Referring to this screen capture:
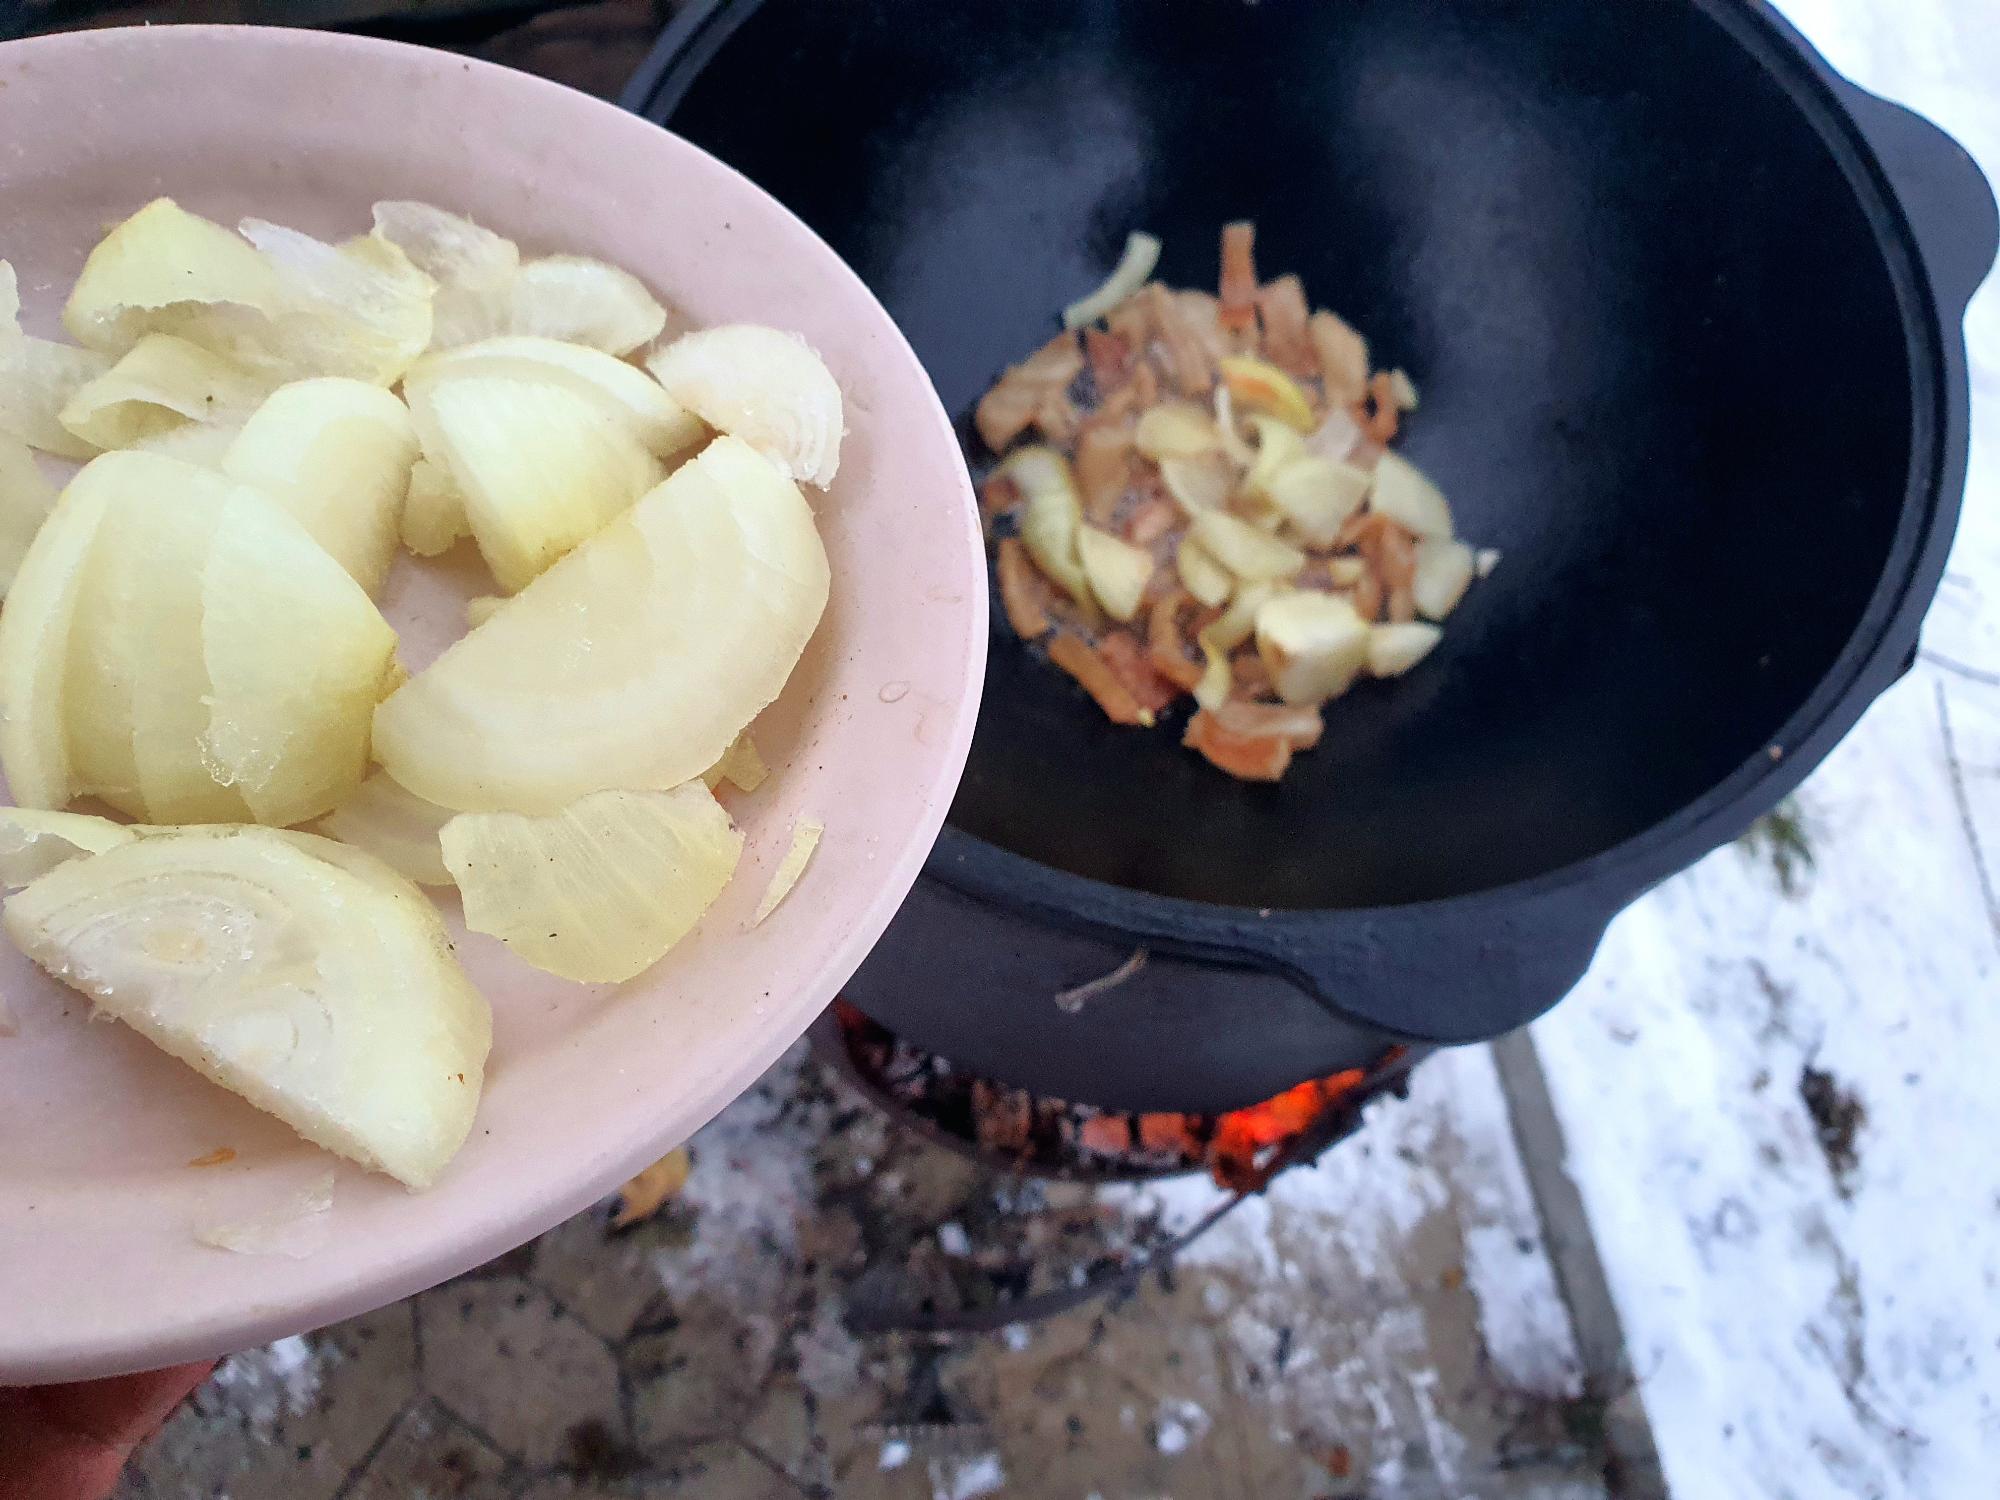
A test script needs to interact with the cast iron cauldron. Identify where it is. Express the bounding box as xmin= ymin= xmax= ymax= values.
xmin=627 ymin=0 xmax=1996 ymax=1112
